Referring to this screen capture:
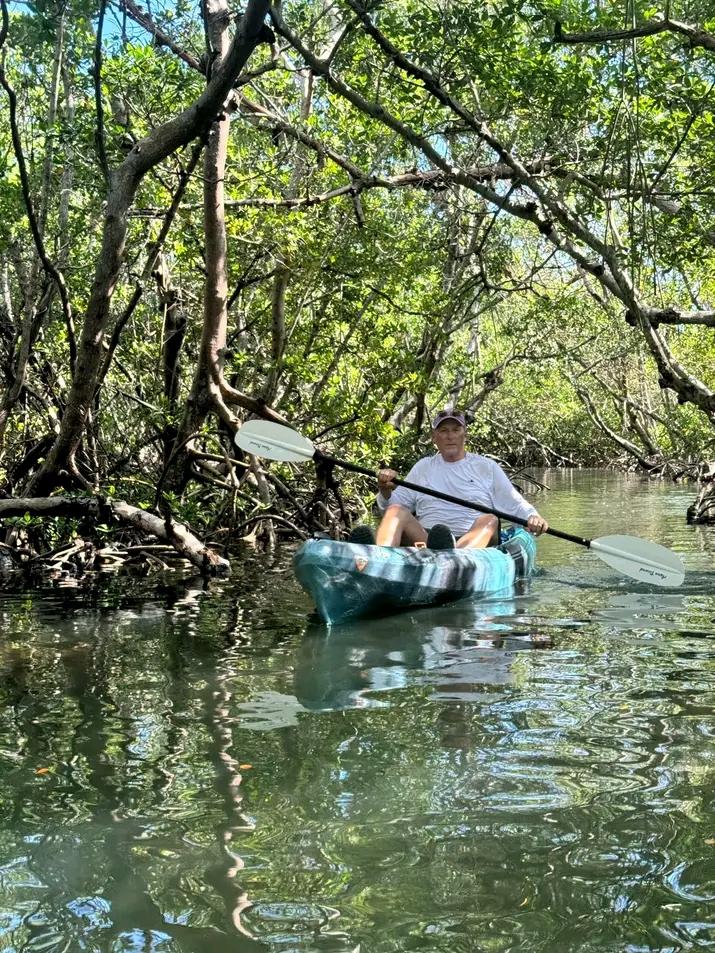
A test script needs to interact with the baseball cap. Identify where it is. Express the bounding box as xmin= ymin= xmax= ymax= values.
xmin=432 ymin=409 xmax=466 ymax=429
